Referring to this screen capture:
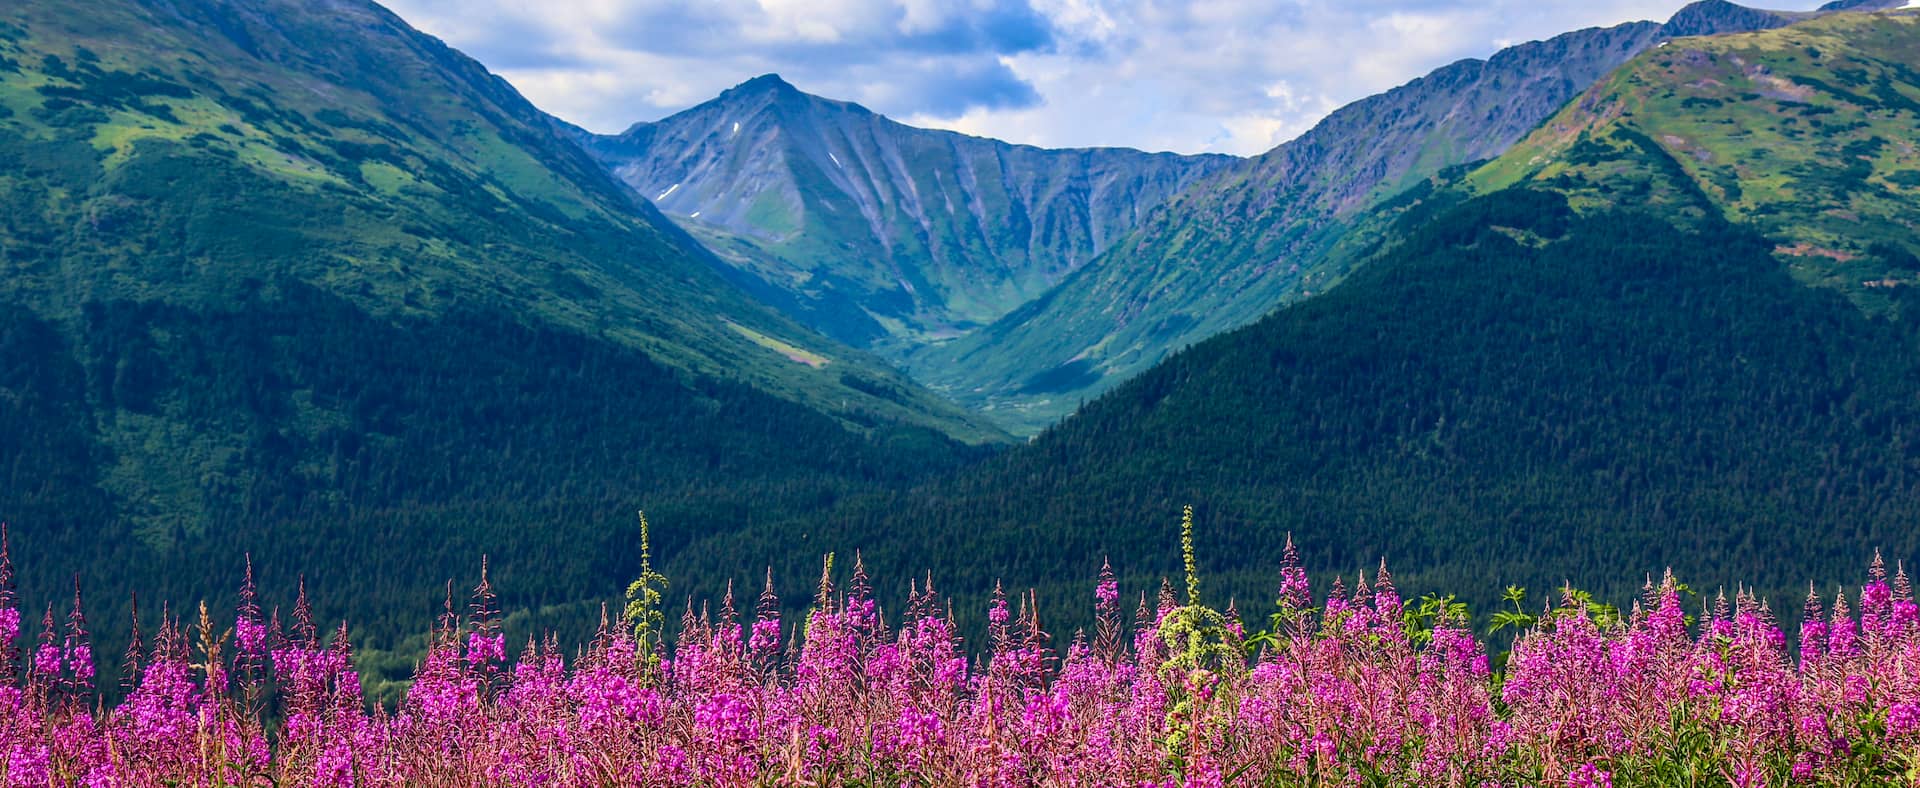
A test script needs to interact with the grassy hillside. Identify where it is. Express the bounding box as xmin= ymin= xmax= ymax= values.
xmin=0 ymin=0 xmax=1001 ymax=443
xmin=1474 ymin=9 xmax=1920 ymax=311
